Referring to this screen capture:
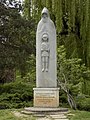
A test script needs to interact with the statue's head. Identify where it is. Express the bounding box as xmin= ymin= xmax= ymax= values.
xmin=41 ymin=7 xmax=49 ymax=22
xmin=42 ymin=33 xmax=49 ymax=42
